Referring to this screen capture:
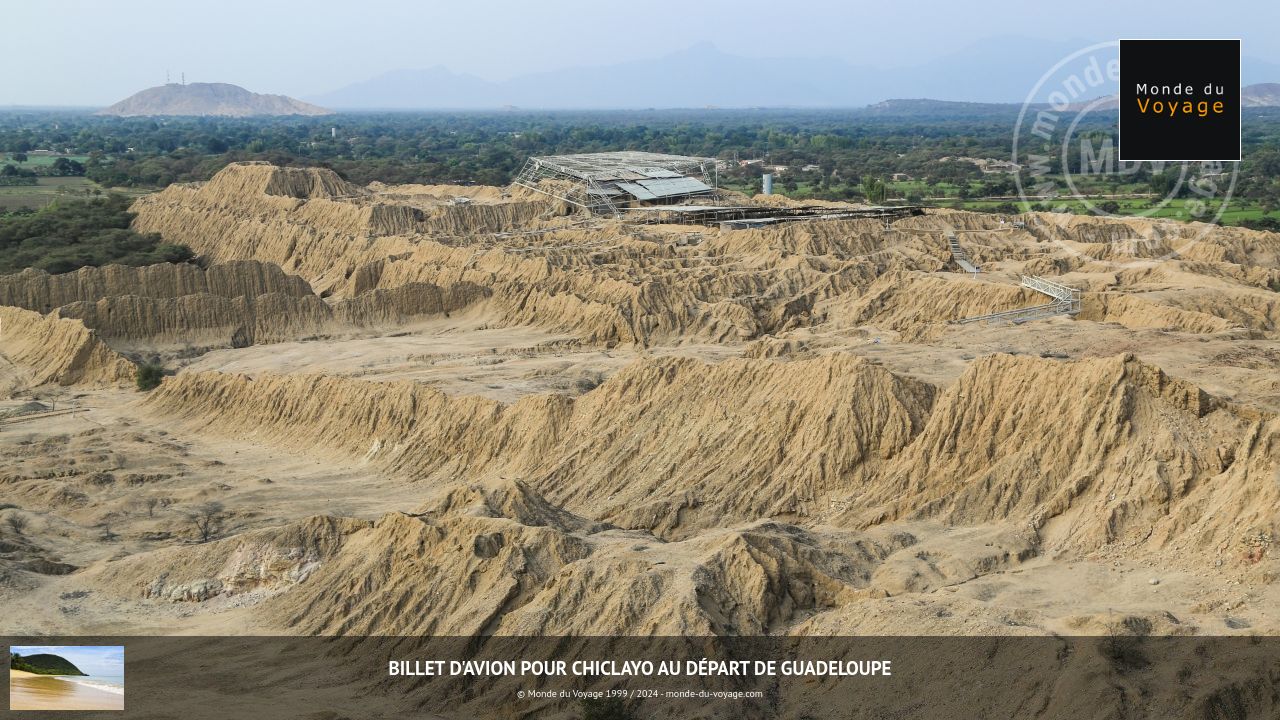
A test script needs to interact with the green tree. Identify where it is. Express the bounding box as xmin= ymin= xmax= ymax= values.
xmin=50 ymin=157 xmax=85 ymax=176
xmin=861 ymin=176 xmax=887 ymax=204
